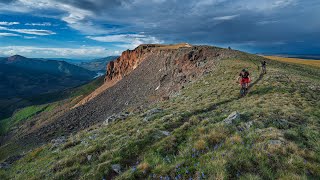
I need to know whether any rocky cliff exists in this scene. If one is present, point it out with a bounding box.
[75,43,237,107]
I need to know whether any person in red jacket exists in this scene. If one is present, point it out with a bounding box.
[238,68,251,90]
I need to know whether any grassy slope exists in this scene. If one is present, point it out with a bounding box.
[0,104,56,135]
[1,55,320,179]
[265,56,320,68]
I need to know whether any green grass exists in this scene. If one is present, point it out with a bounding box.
[2,56,320,179]
[0,104,56,135]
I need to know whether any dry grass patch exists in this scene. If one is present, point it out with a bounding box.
[265,56,320,68]
[194,139,207,151]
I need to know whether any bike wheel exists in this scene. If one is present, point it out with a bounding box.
[240,88,246,97]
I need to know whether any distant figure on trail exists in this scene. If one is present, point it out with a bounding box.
[228,46,232,50]
[238,69,251,96]
[261,60,267,74]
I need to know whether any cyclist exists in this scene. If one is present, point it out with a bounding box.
[238,68,251,91]
[261,60,267,74]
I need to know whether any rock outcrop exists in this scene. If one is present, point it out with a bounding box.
[75,43,236,108]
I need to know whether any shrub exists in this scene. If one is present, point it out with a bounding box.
[194,139,207,151]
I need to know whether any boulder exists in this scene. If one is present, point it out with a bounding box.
[111,164,121,174]
[87,155,92,161]
[104,112,131,125]
[223,111,240,125]
[51,136,67,148]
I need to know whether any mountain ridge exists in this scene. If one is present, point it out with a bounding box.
[0,44,319,179]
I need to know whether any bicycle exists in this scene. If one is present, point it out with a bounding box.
[240,82,247,97]
[261,65,267,74]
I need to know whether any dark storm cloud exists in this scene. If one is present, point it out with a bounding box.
[48,0,319,53]
[56,0,129,12]
[1,0,320,53]
[0,0,17,3]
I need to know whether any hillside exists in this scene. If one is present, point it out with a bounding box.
[0,45,319,179]
[0,55,96,119]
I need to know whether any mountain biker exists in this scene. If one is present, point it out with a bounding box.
[261,60,267,74]
[238,68,251,90]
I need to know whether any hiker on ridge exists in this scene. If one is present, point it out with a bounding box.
[261,60,267,74]
[238,68,251,91]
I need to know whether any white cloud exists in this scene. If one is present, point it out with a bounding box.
[0,26,56,36]
[213,14,239,21]
[237,0,297,11]
[25,22,52,26]
[0,32,21,37]
[87,34,163,49]
[0,21,20,26]
[257,20,279,25]
[11,29,56,36]
[0,46,117,58]
[87,34,145,43]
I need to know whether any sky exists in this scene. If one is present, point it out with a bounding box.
[0,0,319,59]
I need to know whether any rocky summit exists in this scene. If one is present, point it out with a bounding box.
[0,44,320,180]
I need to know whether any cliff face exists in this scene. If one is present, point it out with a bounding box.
[105,47,145,82]
[75,44,238,108]
[103,43,236,99]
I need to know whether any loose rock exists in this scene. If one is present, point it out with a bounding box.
[160,130,170,136]
[51,136,67,148]
[87,155,92,161]
[104,112,132,125]
[111,164,121,174]
[223,111,240,125]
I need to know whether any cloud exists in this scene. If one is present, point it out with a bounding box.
[213,15,239,21]
[0,0,319,55]
[0,32,20,37]
[0,26,56,35]
[257,20,279,25]
[87,34,163,49]
[10,29,56,35]
[0,21,20,26]
[0,46,118,58]
[25,22,52,26]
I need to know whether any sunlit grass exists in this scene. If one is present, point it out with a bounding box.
[265,56,320,68]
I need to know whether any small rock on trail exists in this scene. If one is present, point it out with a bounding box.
[223,111,240,125]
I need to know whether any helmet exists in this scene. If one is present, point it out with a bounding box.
[242,68,247,72]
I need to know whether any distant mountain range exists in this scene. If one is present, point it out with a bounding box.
[259,54,320,60]
[77,56,119,72]
[35,56,119,72]
[0,55,97,119]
